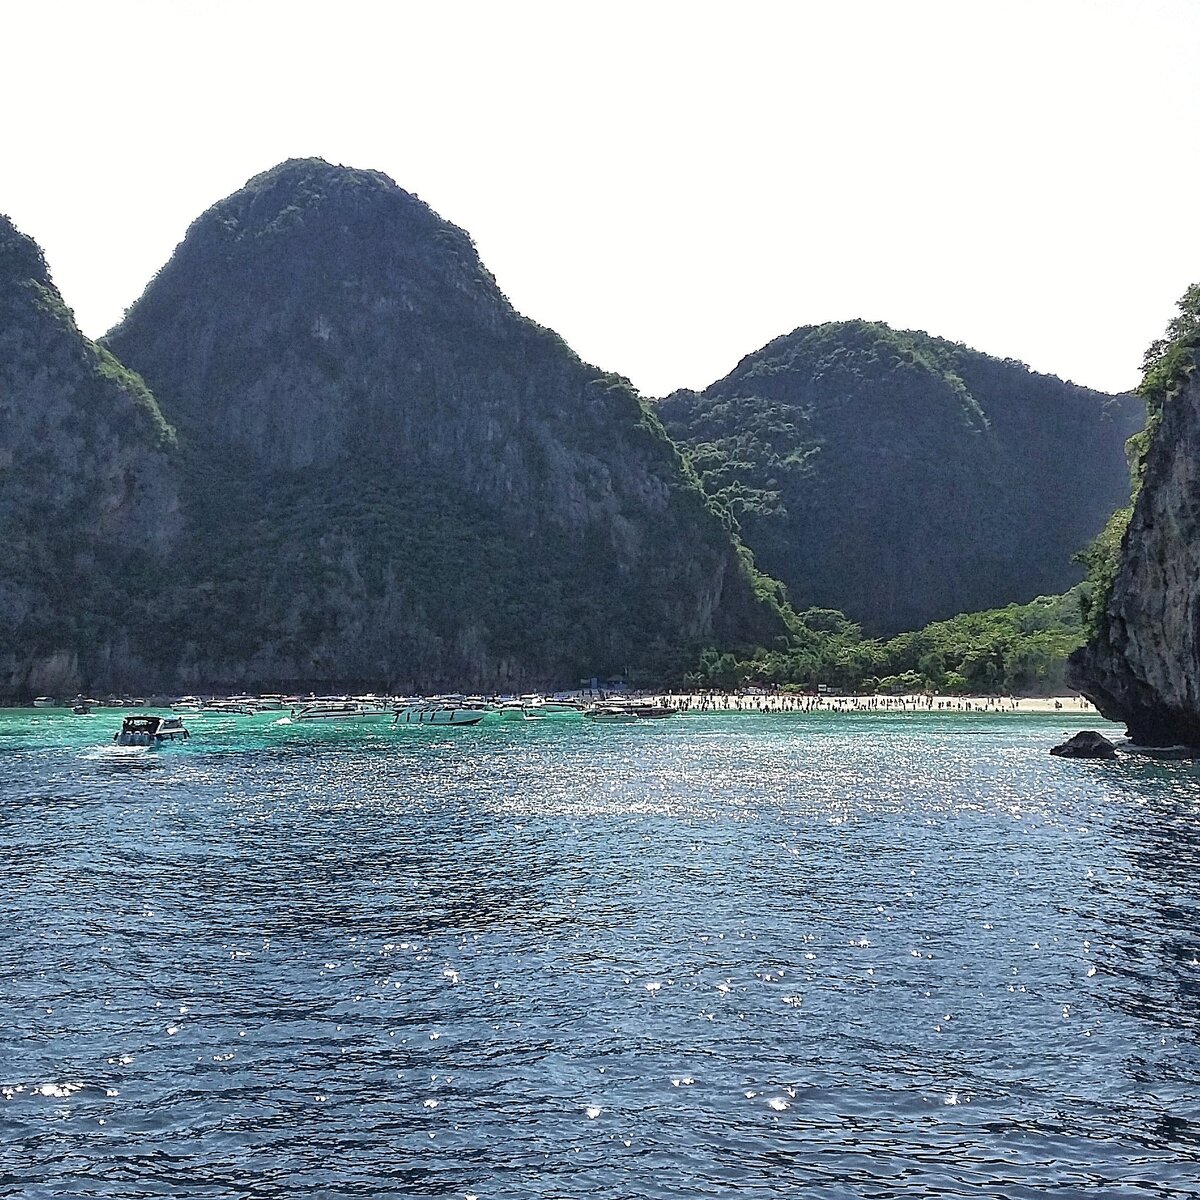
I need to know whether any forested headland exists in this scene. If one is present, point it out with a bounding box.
[0,160,1147,700]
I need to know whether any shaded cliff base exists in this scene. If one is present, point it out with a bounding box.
[1070,645,1200,748]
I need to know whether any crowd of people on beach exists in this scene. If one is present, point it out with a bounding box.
[647,691,1096,715]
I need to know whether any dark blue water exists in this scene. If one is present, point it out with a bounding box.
[2,708,1199,1198]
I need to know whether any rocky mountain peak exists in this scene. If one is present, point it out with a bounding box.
[0,213,51,292]
[98,161,781,691]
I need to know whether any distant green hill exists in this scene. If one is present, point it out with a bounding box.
[658,320,1143,636]
[102,158,783,693]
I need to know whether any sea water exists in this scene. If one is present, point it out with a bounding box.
[1,707,1198,1197]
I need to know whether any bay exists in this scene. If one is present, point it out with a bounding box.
[1,706,1198,1198]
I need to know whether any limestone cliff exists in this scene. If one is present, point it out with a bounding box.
[1069,366,1200,745]
[658,321,1143,636]
[0,214,179,698]
[105,159,780,691]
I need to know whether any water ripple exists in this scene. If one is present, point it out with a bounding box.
[1,708,1198,1196]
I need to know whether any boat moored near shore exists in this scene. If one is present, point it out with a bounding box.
[393,702,486,726]
[584,700,679,722]
[492,695,585,720]
[291,700,390,721]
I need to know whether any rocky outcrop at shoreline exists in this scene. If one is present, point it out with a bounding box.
[1069,368,1200,746]
[1049,730,1118,759]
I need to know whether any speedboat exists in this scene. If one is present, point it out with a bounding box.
[113,714,190,746]
[32,696,57,708]
[539,698,586,715]
[578,700,638,720]
[291,700,390,721]
[584,703,641,723]
[492,694,583,720]
[393,702,486,726]
[212,696,286,713]
[202,698,257,715]
[584,700,679,722]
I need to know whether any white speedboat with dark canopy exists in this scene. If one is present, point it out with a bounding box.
[290,700,390,721]
[584,700,679,722]
[113,714,191,746]
[493,695,585,720]
[393,701,486,726]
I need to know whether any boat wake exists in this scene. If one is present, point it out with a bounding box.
[81,745,154,763]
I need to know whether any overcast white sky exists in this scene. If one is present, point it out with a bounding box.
[3,0,1198,397]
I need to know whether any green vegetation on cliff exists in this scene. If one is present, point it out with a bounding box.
[659,320,1142,636]
[1078,284,1200,631]
[0,214,179,694]
[1138,284,1200,446]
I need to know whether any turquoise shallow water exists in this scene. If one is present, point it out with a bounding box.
[1,706,1199,1198]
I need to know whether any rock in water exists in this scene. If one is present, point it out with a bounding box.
[1069,360,1200,747]
[104,159,783,692]
[0,215,179,698]
[657,321,1142,635]
[1049,730,1117,759]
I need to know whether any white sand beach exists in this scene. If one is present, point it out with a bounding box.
[642,692,1099,716]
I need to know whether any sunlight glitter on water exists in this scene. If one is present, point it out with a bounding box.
[1,708,1199,1197]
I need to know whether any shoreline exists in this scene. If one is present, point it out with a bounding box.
[4,692,1100,717]
[642,692,1100,716]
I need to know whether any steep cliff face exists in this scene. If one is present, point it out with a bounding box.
[1069,367,1200,744]
[0,215,179,697]
[105,159,779,690]
[658,321,1143,635]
